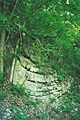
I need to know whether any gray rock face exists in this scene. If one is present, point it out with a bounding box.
[11,56,73,102]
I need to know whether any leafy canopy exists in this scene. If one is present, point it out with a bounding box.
[0,0,80,79]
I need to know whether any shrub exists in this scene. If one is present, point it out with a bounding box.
[0,88,8,100]
[10,84,25,95]
[10,105,27,120]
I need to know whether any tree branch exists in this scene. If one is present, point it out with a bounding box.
[29,0,53,15]
[10,0,19,15]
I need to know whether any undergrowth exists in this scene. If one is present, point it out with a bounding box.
[0,71,80,120]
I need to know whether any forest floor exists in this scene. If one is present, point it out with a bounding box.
[0,80,54,120]
[0,79,80,120]
[0,82,27,110]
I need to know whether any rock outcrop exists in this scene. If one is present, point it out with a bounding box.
[11,56,73,102]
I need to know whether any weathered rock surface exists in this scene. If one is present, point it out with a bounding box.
[11,56,73,102]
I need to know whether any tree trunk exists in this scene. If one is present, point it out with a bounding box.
[10,57,16,83]
[0,29,6,77]
[9,40,19,83]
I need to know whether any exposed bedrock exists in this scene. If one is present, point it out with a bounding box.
[11,56,73,102]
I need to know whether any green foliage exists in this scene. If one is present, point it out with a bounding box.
[26,100,37,107]
[10,84,25,95]
[60,95,73,112]
[49,97,56,103]
[58,82,80,120]
[0,0,80,79]
[36,112,49,120]
[0,70,3,81]
[0,70,5,84]
[0,88,8,100]
[55,75,65,82]
[0,13,8,26]
[10,105,27,120]
[0,1,80,119]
